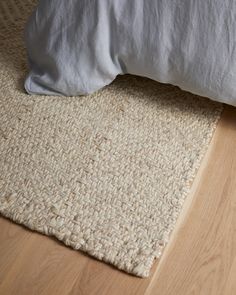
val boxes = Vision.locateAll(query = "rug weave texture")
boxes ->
[0,0,223,277]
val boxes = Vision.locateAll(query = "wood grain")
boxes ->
[0,218,155,295]
[146,105,236,295]
[1,105,236,295]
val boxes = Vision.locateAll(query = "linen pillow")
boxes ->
[25,0,236,105]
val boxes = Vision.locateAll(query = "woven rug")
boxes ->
[0,0,223,277]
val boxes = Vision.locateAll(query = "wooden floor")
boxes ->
[1,105,236,295]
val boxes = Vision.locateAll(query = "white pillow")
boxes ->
[25,0,236,105]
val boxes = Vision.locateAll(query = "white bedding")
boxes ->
[25,0,236,105]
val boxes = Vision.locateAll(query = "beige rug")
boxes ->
[0,0,223,277]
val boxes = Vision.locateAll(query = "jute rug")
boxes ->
[0,0,223,277]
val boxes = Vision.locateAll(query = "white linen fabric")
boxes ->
[25,0,236,105]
